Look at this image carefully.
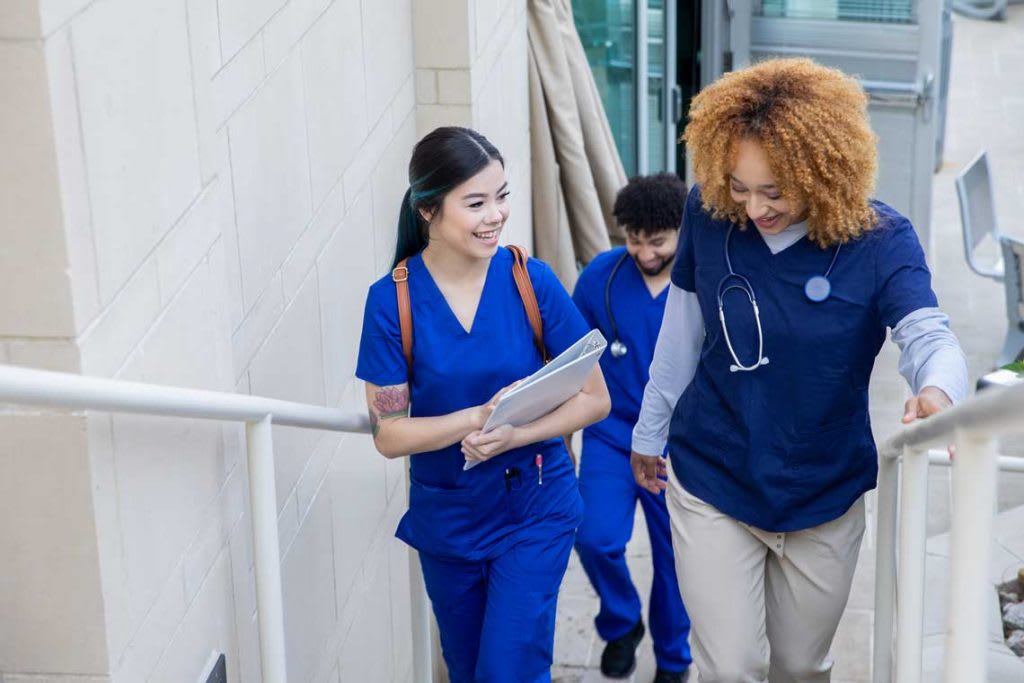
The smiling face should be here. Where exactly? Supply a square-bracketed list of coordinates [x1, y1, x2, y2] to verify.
[728, 138, 808, 235]
[421, 159, 510, 260]
[625, 228, 678, 277]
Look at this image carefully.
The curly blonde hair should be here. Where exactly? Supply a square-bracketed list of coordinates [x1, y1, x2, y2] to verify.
[683, 58, 878, 247]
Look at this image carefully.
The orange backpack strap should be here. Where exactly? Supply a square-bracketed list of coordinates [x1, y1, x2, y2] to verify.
[506, 245, 548, 363]
[392, 259, 413, 373]
[392, 247, 547, 378]
[507, 245, 575, 464]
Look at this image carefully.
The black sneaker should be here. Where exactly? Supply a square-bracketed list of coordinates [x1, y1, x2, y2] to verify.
[653, 668, 689, 683]
[600, 620, 645, 678]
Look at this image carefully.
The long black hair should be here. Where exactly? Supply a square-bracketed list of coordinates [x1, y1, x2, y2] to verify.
[392, 127, 504, 268]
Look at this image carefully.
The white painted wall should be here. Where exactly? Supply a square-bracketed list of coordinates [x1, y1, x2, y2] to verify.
[0, 0, 531, 681]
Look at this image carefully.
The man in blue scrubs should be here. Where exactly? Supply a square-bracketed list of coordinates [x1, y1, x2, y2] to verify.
[572, 174, 692, 683]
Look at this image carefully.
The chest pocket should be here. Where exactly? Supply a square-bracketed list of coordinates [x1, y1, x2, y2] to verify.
[769, 271, 876, 375]
[767, 272, 876, 436]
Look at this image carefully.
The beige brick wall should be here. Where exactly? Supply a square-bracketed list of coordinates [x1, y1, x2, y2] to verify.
[413, 0, 532, 248]
[0, 0, 532, 681]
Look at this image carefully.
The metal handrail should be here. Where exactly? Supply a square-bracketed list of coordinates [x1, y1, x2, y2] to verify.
[0, 363, 429, 683]
[872, 379, 1024, 682]
[0, 364, 367, 431]
[7, 357, 1024, 681]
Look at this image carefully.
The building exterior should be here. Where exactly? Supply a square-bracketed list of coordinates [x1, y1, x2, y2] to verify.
[0, 1, 531, 681]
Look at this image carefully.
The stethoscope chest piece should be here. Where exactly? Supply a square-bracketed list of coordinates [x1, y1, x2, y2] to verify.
[604, 250, 632, 360]
[804, 275, 832, 302]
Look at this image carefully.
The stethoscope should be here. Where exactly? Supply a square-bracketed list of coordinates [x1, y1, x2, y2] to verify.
[605, 251, 632, 358]
[718, 224, 841, 372]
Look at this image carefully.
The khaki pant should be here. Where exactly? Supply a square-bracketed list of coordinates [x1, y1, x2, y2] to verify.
[666, 462, 865, 683]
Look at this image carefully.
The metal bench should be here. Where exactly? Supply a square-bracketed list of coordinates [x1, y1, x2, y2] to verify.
[955, 149, 1024, 366]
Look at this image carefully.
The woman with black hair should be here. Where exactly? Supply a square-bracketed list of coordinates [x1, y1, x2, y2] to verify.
[355, 126, 610, 682]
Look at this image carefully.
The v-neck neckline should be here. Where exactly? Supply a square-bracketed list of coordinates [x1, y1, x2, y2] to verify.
[738, 223, 840, 284]
[749, 220, 810, 259]
[622, 256, 668, 301]
[418, 253, 495, 336]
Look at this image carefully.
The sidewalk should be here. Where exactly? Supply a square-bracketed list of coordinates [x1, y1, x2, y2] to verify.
[552, 7, 1024, 682]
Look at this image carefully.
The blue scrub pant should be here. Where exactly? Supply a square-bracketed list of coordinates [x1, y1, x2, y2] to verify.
[574, 435, 692, 672]
[419, 530, 575, 683]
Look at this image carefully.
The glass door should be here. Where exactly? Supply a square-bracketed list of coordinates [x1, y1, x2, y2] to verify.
[644, 0, 669, 173]
[573, 0, 678, 176]
[573, 1, 638, 175]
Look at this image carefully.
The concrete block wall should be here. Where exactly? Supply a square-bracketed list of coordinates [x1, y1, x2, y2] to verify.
[0, 0, 531, 682]
[413, 0, 532, 247]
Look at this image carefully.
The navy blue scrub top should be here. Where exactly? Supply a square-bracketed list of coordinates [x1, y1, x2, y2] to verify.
[573, 247, 668, 454]
[356, 248, 589, 560]
[670, 186, 937, 532]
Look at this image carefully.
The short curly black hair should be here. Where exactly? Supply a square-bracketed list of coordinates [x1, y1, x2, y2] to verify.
[612, 172, 688, 237]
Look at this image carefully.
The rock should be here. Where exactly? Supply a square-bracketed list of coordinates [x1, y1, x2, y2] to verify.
[1008, 630, 1024, 658]
[1005, 601, 1024, 631]
[1000, 591, 1020, 604]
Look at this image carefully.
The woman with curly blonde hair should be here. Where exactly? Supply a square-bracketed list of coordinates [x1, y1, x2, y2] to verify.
[629, 58, 967, 681]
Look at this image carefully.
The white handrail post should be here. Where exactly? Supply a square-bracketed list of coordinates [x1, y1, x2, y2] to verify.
[945, 429, 998, 683]
[895, 444, 929, 683]
[247, 415, 288, 683]
[873, 453, 899, 683]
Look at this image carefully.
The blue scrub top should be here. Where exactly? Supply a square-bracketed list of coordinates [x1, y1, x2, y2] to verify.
[670, 186, 937, 532]
[356, 248, 589, 559]
[573, 247, 668, 454]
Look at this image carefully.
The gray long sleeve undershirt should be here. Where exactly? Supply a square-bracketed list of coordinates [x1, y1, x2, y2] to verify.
[631, 223, 969, 456]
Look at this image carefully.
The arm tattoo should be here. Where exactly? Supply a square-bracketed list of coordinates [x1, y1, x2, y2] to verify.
[370, 385, 410, 438]
[374, 386, 410, 416]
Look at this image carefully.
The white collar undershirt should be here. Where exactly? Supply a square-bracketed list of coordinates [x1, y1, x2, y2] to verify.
[756, 219, 808, 255]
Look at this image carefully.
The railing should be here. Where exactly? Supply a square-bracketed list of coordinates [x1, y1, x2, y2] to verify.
[6, 360, 1023, 682]
[873, 379, 1024, 682]
[0, 364, 431, 683]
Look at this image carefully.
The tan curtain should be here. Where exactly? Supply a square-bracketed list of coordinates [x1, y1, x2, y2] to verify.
[528, 0, 627, 290]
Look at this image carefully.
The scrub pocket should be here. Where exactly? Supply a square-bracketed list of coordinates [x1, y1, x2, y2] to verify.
[503, 466, 530, 523]
[403, 477, 505, 557]
[788, 410, 867, 473]
[504, 453, 584, 529]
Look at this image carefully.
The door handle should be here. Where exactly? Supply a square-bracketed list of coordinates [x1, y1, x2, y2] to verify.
[671, 85, 684, 124]
[860, 72, 935, 120]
